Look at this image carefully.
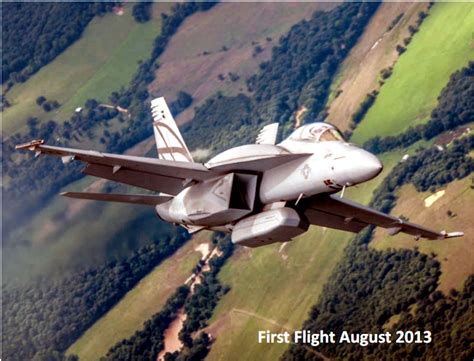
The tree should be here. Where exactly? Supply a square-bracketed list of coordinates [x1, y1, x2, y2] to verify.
[176, 91, 192, 108]
[396, 44, 406, 54]
[132, 1, 152, 23]
[85, 98, 98, 109]
[42, 102, 52, 112]
[36, 95, 46, 105]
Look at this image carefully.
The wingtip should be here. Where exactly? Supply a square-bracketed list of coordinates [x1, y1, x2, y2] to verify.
[15, 139, 45, 150]
[444, 231, 464, 239]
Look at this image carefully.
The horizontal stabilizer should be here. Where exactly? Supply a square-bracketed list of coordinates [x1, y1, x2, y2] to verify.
[60, 192, 173, 206]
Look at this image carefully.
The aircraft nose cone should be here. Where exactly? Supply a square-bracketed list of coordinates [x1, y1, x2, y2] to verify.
[349, 149, 383, 183]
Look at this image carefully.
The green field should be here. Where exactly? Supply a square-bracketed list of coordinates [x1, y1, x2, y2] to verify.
[206, 230, 350, 361]
[351, 3, 474, 144]
[66, 234, 207, 361]
[2, 3, 171, 135]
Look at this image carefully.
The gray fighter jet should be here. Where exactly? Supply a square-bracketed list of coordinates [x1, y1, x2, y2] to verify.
[17, 97, 463, 247]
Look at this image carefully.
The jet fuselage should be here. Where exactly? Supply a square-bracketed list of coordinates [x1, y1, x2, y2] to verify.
[155, 123, 383, 242]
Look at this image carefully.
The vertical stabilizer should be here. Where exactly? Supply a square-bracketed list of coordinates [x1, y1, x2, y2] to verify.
[256, 123, 279, 145]
[151, 97, 193, 162]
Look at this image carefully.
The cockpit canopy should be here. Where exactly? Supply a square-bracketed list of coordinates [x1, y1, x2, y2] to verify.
[288, 123, 345, 143]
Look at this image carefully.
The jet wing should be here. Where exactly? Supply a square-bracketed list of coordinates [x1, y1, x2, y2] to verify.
[300, 194, 463, 240]
[16, 141, 214, 195]
[16, 140, 311, 195]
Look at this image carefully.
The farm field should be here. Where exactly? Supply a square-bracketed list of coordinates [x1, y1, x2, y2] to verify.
[371, 177, 474, 294]
[326, 2, 427, 131]
[66, 232, 210, 361]
[2, 3, 172, 135]
[350, 3, 474, 144]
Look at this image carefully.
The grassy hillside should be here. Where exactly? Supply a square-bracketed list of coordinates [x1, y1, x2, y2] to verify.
[57, 5, 444, 359]
[351, 3, 474, 143]
[66, 233, 208, 361]
[371, 177, 474, 293]
[326, 3, 428, 131]
[2, 3, 172, 134]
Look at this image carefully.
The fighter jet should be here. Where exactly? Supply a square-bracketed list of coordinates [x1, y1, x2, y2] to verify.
[16, 97, 463, 247]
